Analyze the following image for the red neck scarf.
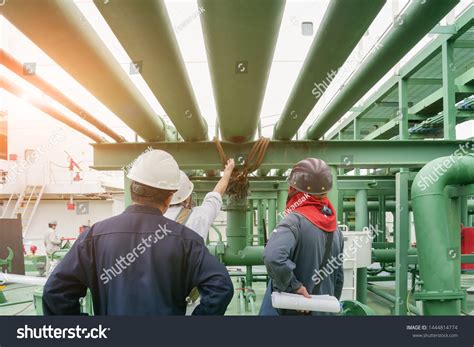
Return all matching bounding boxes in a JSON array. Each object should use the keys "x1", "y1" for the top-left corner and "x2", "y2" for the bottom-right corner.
[{"x1": 284, "y1": 188, "x2": 337, "y2": 232}]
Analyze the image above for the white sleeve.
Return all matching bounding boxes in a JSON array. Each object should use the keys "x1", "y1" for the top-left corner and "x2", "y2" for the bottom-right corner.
[{"x1": 186, "y1": 192, "x2": 223, "y2": 240}]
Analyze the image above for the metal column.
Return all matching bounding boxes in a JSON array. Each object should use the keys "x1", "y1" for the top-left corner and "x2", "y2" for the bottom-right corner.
[
  {"x1": 395, "y1": 171, "x2": 410, "y2": 315},
  {"x1": 442, "y1": 40, "x2": 456, "y2": 140},
  {"x1": 355, "y1": 189, "x2": 368, "y2": 304}
]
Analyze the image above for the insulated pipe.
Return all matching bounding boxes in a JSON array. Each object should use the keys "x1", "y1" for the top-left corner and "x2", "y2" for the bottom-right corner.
[
  {"x1": 273, "y1": 0, "x2": 385, "y2": 140},
  {"x1": 93, "y1": 0, "x2": 208, "y2": 141},
  {"x1": 2, "y1": 77, "x2": 106, "y2": 143},
  {"x1": 199, "y1": 0, "x2": 285, "y2": 143},
  {"x1": 207, "y1": 245, "x2": 264, "y2": 266},
  {"x1": 412, "y1": 155, "x2": 474, "y2": 315},
  {"x1": 305, "y1": 0, "x2": 460, "y2": 140},
  {"x1": 0, "y1": 273, "x2": 47, "y2": 286},
  {"x1": 1, "y1": 49, "x2": 125, "y2": 143},
  {"x1": 2, "y1": 0, "x2": 166, "y2": 141}
]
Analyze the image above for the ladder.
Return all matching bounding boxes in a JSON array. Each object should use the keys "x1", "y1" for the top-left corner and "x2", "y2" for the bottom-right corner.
[{"x1": 3, "y1": 185, "x2": 45, "y2": 236}]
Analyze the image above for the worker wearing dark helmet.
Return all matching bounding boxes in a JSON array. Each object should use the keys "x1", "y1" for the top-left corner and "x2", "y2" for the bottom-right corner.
[
  {"x1": 42, "y1": 150, "x2": 233, "y2": 315},
  {"x1": 259, "y1": 158, "x2": 344, "y2": 315}
]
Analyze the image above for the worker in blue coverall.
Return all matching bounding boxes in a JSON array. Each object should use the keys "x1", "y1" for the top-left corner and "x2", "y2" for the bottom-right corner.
[
  {"x1": 42, "y1": 150, "x2": 234, "y2": 315},
  {"x1": 260, "y1": 158, "x2": 344, "y2": 315}
]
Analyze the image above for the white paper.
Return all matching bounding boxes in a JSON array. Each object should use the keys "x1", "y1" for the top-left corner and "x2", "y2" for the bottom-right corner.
[{"x1": 271, "y1": 292, "x2": 341, "y2": 313}]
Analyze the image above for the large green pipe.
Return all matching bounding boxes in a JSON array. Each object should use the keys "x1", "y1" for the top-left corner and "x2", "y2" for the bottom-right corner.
[
  {"x1": 2, "y1": 0, "x2": 167, "y2": 141},
  {"x1": 273, "y1": 0, "x2": 385, "y2": 140},
  {"x1": 199, "y1": 0, "x2": 285, "y2": 143},
  {"x1": 94, "y1": 0, "x2": 208, "y2": 141},
  {"x1": 412, "y1": 155, "x2": 474, "y2": 315},
  {"x1": 305, "y1": 0, "x2": 460, "y2": 140}
]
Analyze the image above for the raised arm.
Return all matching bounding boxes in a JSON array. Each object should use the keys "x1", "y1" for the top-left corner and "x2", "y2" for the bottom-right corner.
[{"x1": 212, "y1": 158, "x2": 235, "y2": 196}]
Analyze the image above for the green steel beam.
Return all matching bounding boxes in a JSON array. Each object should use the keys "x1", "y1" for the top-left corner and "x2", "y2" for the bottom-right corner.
[
  {"x1": 273, "y1": 0, "x2": 385, "y2": 140},
  {"x1": 92, "y1": 140, "x2": 473, "y2": 170},
  {"x1": 2, "y1": 0, "x2": 167, "y2": 141},
  {"x1": 398, "y1": 78, "x2": 409, "y2": 140},
  {"x1": 305, "y1": 0, "x2": 460, "y2": 140},
  {"x1": 363, "y1": 117, "x2": 400, "y2": 140},
  {"x1": 199, "y1": 0, "x2": 285, "y2": 143},
  {"x1": 94, "y1": 0, "x2": 208, "y2": 141},
  {"x1": 325, "y1": 3, "x2": 474, "y2": 140},
  {"x1": 442, "y1": 40, "x2": 456, "y2": 140}
]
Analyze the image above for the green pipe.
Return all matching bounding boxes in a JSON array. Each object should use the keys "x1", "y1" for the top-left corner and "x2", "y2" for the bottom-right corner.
[
  {"x1": 3, "y1": 0, "x2": 167, "y2": 141},
  {"x1": 367, "y1": 276, "x2": 396, "y2": 282},
  {"x1": 94, "y1": 0, "x2": 208, "y2": 141},
  {"x1": 268, "y1": 199, "x2": 277, "y2": 234},
  {"x1": 367, "y1": 285, "x2": 420, "y2": 315},
  {"x1": 412, "y1": 155, "x2": 474, "y2": 315},
  {"x1": 372, "y1": 248, "x2": 417, "y2": 263},
  {"x1": 273, "y1": 0, "x2": 385, "y2": 140},
  {"x1": 225, "y1": 200, "x2": 248, "y2": 253},
  {"x1": 356, "y1": 189, "x2": 368, "y2": 304},
  {"x1": 305, "y1": 0, "x2": 460, "y2": 139},
  {"x1": 208, "y1": 245, "x2": 264, "y2": 266},
  {"x1": 277, "y1": 188, "x2": 288, "y2": 223},
  {"x1": 199, "y1": 0, "x2": 285, "y2": 142}
]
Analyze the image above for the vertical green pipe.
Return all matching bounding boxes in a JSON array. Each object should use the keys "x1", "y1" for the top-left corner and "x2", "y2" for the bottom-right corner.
[
  {"x1": 395, "y1": 171, "x2": 410, "y2": 315},
  {"x1": 268, "y1": 199, "x2": 277, "y2": 234},
  {"x1": 398, "y1": 78, "x2": 409, "y2": 140},
  {"x1": 378, "y1": 194, "x2": 386, "y2": 242},
  {"x1": 355, "y1": 189, "x2": 368, "y2": 304},
  {"x1": 461, "y1": 196, "x2": 468, "y2": 226},
  {"x1": 327, "y1": 166, "x2": 339, "y2": 221},
  {"x1": 412, "y1": 156, "x2": 474, "y2": 315},
  {"x1": 277, "y1": 187, "x2": 288, "y2": 223},
  {"x1": 247, "y1": 199, "x2": 254, "y2": 246},
  {"x1": 226, "y1": 198, "x2": 248, "y2": 253}
]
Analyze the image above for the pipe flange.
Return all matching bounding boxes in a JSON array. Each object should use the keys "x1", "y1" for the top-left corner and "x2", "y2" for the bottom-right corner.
[{"x1": 414, "y1": 289, "x2": 466, "y2": 301}]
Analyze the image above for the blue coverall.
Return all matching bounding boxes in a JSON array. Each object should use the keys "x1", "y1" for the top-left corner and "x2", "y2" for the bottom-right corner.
[{"x1": 43, "y1": 204, "x2": 234, "y2": 315}]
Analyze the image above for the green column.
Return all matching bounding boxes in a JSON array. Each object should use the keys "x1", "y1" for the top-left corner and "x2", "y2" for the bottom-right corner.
[
  {"x1": 442, "y1": 40, "x2": 456, "y2": 140},
  {"x1": 277, "y1": 186, "x2": 288, "y2": 223},
  {"x1": 378, "y1": 194, "x2": 386, "y2": 242},
  {"x1": 395, "y1": 171, "x2": 410, "y2": 315},
  {"x1": 226, "y1": 198, "x2": 248, "y2": 253},
  {"x1": 268, "y1": 199, "x2": 277, "y2": 234},
  {"x1": 355, "y1": 189, "x2": 368, "y2": 304},
  {"x1": 398, "y1": 78, "x2": 409, "y2": 140},
  {"x1": 327, "y1": 166, "x2": 339, "y2": 222}
]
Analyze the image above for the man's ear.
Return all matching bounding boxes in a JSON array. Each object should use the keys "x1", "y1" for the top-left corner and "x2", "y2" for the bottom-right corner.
[{"x1": 162, "y1": 193, "x2": 174, "y2": 213}]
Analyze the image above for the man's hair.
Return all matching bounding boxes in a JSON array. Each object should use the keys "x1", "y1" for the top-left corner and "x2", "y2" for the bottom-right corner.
[
  {"x1": 48, "y1": 224, "x2": 56, "y2": 228},
  {"x1": 130, "y1": 181, "x2": 175, "y2": 206}
]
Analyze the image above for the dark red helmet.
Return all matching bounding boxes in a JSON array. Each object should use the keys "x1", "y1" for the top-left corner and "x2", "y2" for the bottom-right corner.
[{"x1": 287, "y1": 158, "x2": 332, "y2": 195}]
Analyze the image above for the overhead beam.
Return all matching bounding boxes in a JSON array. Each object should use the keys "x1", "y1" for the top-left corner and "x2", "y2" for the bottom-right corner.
[
  {"x1": 305, "y1": 0, "x2": 460, "y2": 140},
  {"x1": 92, "y1": 140, "x2": 473, "y2": 170},
  {"x1": 199, "y1": 0, "x2": 285, "y2": 143},
  {"x1": 2, "y1": 0, "x2": 166, "y2": 141},
  {"x1": 273, "y1": 0, "x2": 385, "y2": 140},
  {"x1": 93, "y1": 0, "x2": 208, "y2": 141}
]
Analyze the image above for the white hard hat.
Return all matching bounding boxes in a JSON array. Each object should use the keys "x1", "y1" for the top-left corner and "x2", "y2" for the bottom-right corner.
[
  {"x1": 127, "y1": 150, "x2": 180, "y2": 190},
  {"x1": 49, "y1": 220, "x2": 57, "y2": 225},
  {"x1": 171, "y1": 171, "x2": 194, "y2": 205}
]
